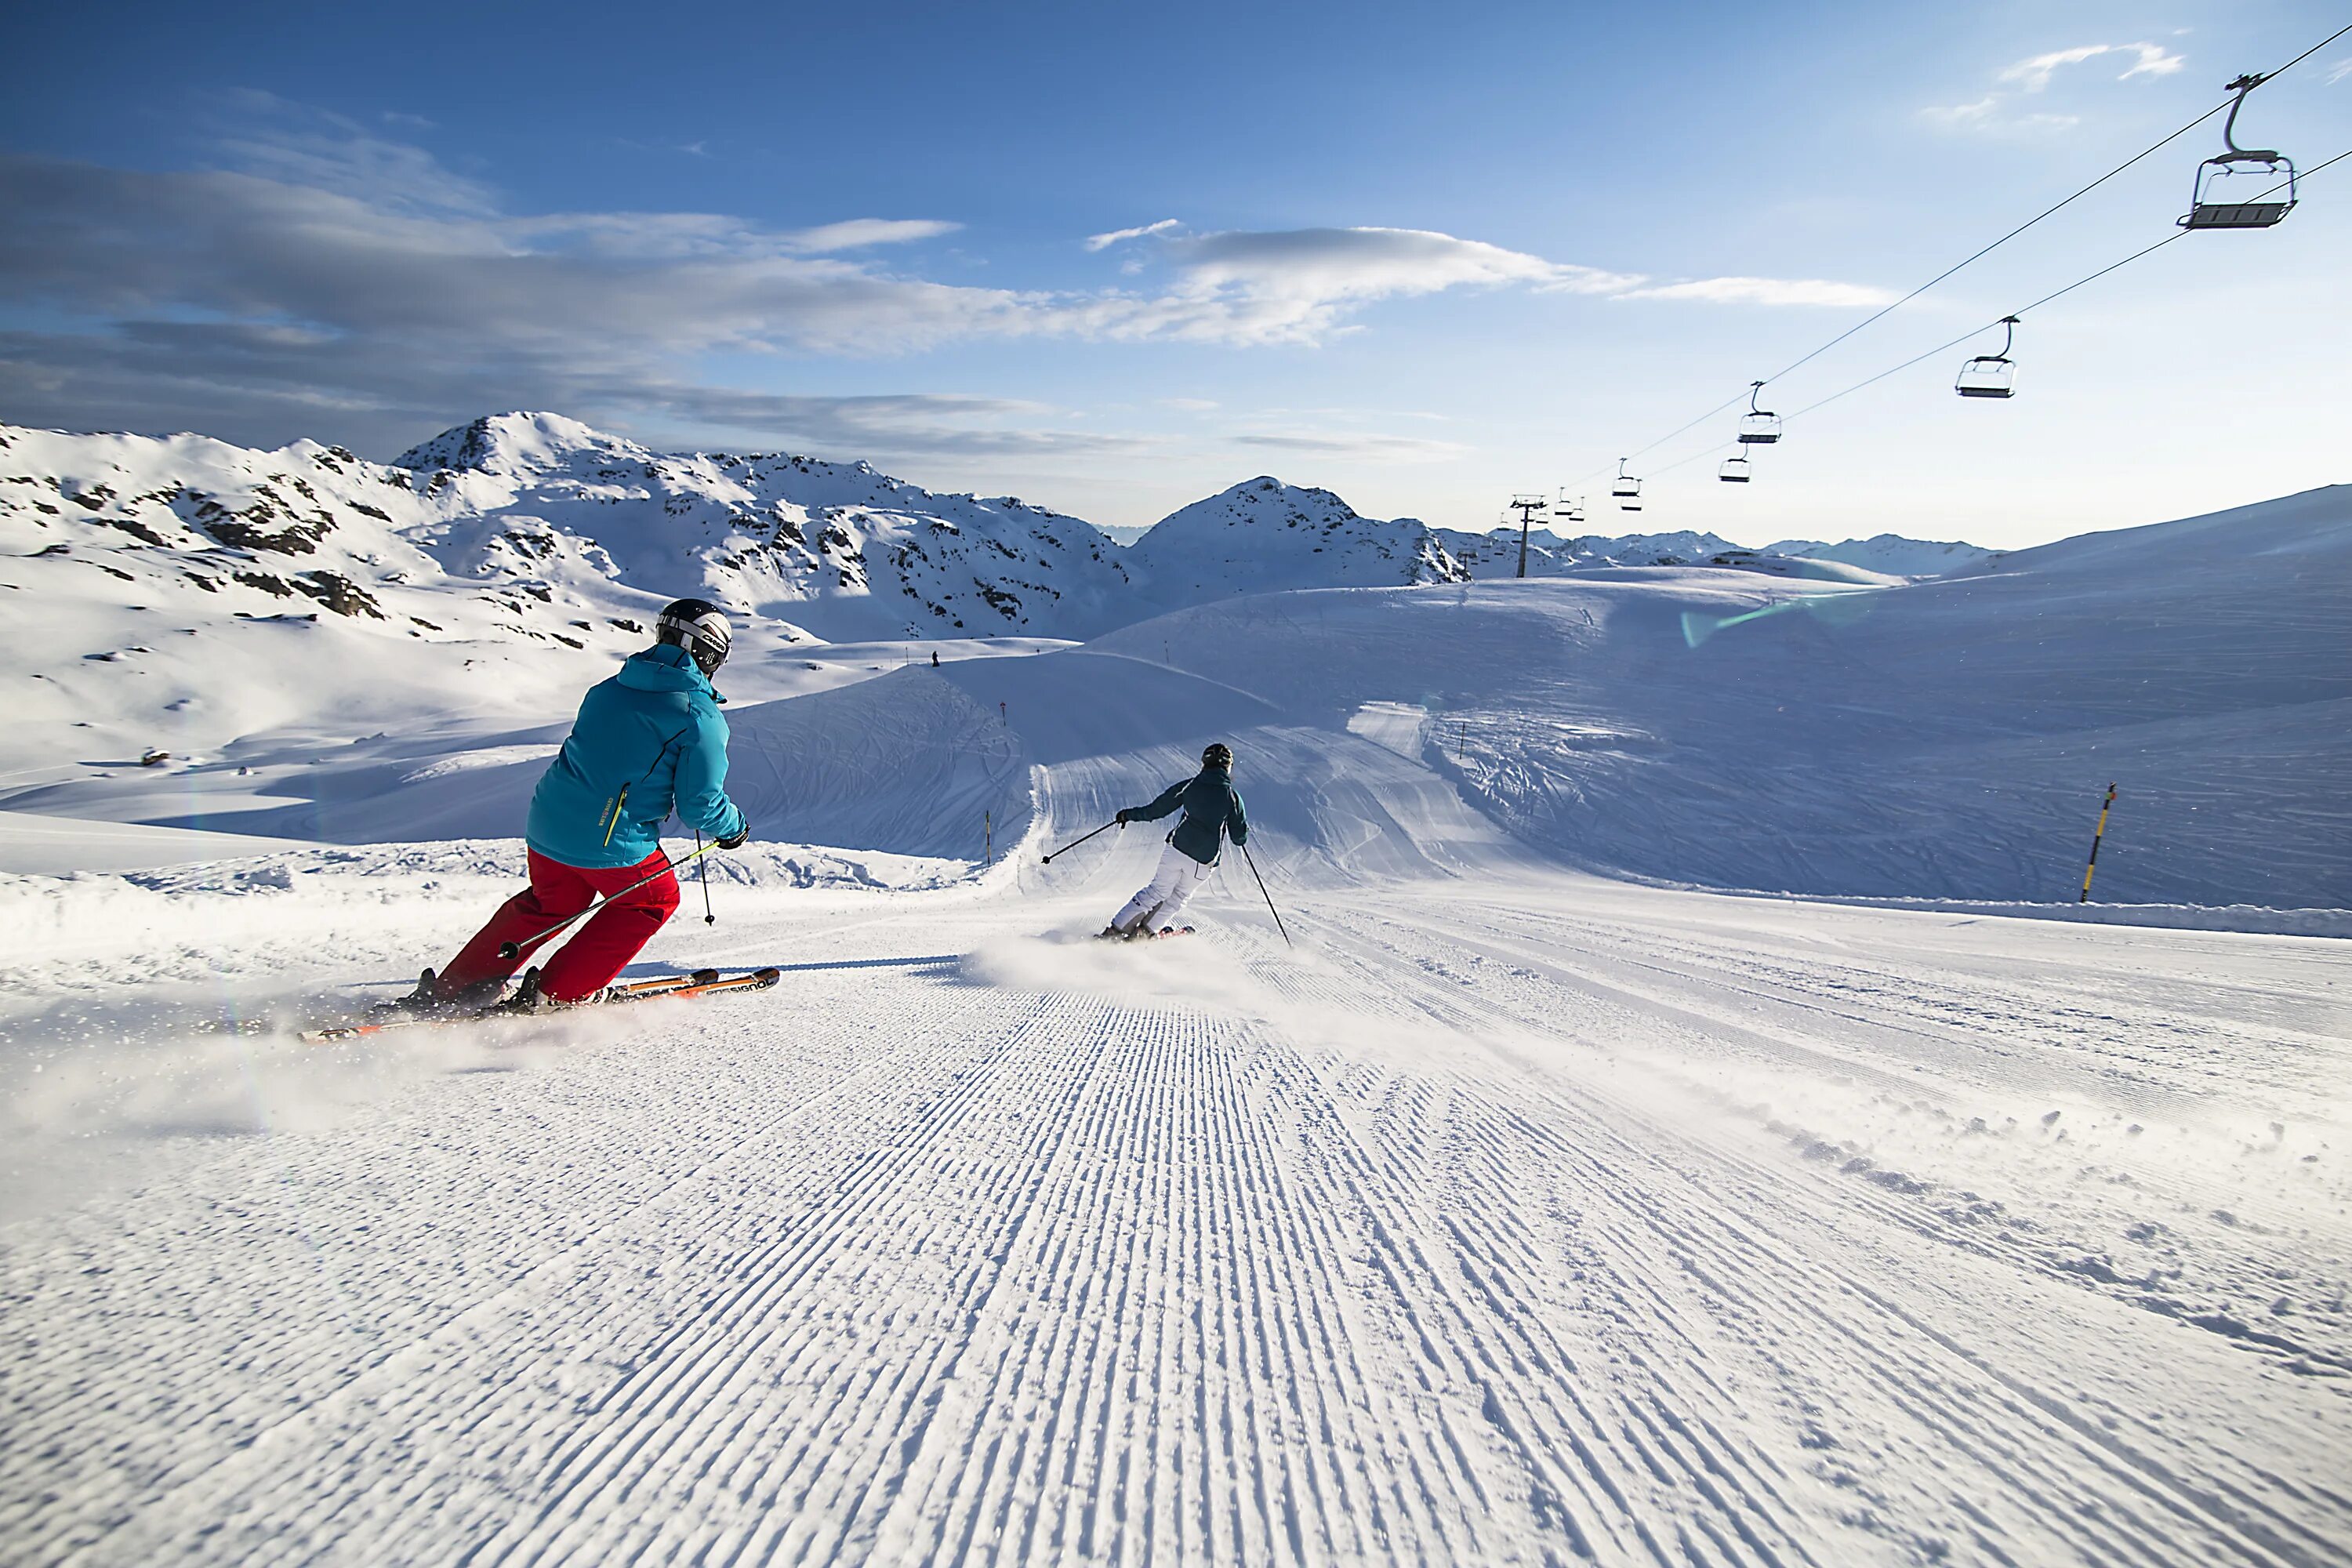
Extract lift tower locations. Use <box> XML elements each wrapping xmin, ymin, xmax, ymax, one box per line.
<box><xmin>1508</xmin><ymin>495</ymin><xmax>1548</xmax><ymax>579</ymax></box>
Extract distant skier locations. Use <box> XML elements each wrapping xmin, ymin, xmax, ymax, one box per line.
<box><xmin>1100</xmin><ymin>742</ymin><xmax>1247</xmax><ymax>939</ymax></box>
<box><xmin>416</xmin><ymin>599</ymin><xmax>750</xmax><ymax>1010</ymax></box>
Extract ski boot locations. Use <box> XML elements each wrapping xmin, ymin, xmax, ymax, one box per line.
<box><xmin>377</xmin><ymin>967</ymin><xmax>505</xmax><ymax>1018</ymax></box>
<box><xmin>498</xmin><ymin>969</ymin><xmax>629</xmax><ymax>1014</ymax></box>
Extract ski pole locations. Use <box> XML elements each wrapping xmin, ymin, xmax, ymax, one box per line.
<box><xmin>1040</xmin><ymin>818</ymin><xmax>1122</xmax><ymax>864</ymax></box>
<box><xmin>695</xmin><ymin>830</ymin><xmax>715</xmax><ymax>927</ymax></box>
<box><xmin>1240</xmin><ymin>843</ymin><xmax>1292</xmax><ymax>949</ymax></box>
<box><xmin>495</xmin><ymin>840</ymin><xmax>719</xmax><ymax>961</ymax></box>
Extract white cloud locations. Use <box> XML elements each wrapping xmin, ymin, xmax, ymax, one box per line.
<box><xmin>1084</xmin><ymin>219</ymin><xmax>1183</xmax><ymax>252</ymax></box>
<box><xmin>1998</xmin><ymin>41</ymin><xmax>2184</xmax><ymax>91</ymax></box>
<box><xmin>1998</xmin><ymin>44</ymin><xmax>2116</xmax><ymax>91</ymax></box>
<box><xmin>2325</xmin><ymin>59</ymin><xmax>2352</xmax><ymax>86</ymax></box>
<box><xmin>1929</xmin><ymin>40</ymin><xmax>2185</xmax><ymax>132</ymax></box>
<box><xmin>779</xmin><ymin>218</ymin><xmax>962</xmax><ymax>252</ymax></box>
<box><xmin>2115</xmin><ymin>42</ymin><xmax>2187</xmax><ymax>79</ymax></box>
<box><xmin>1232</xmin><ymin>430</ymin><xmax>1468</xmax><ymax>464</ymax></box>
<box><xmin>0</xmin><ymin>114</ymin><xmax>1896</xmax><ymax>456</ymax></box>
<box><xmin>1617</xmin><ymin>276</ymin><xmax>1904</xmax><ymax>308</ymax></box>
<box><xmin>1071</xmin><ymin>225</ymin><xmax>1647</xmax><ymax>345</ymax></box>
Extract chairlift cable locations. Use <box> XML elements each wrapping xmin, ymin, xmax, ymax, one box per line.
<box><xmin>1764</xmin><ymin>107</ymin><xmax>2217</xmax><ymax>387</ymax></box>
<box><xmin>1760</xmin><ymin>20</ymin><xmax>2349</xmax><ymax>387</ymax></box>
<box><xmin>1789</xmin><ymin>150</ymin><xmax>2345</xmax><ymax>419</ymax></box>
<box><xmin>1563</xmin><ymin>22</ymin><xmax>2350</xmax><ymax>485</ymax></box>
<box><xmin>2257</xmin><ymin>20</ymin><xmax>2352</xmax><ymax>80</ymax></box>
<box><xmin>1623</xmin><ymin>151</ymin><xmax>2340</xmax><ymax>478</ymax></box>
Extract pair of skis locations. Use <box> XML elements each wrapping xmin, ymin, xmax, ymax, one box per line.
<box><xmin>1098</xmin><ymin>924</ymin><xmax>1195</xmax><ymax>943</ymax></box>
<box><xmin>296</xmin><ymin>966</ymin><xmax>781</xmax><ymax>1043</ymax></box>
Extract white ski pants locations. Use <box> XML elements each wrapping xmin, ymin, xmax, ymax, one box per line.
<box><xmin>1113</xmin><ymin>844</ymin><xmax>1214</xmax><ymax>933</ymax></box>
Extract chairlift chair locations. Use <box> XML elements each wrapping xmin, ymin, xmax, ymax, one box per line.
<box><xmin>1557</xmin><ymin>491</ymin><xmax>1584</xmax><ymax>527</ymax></box>
<box><xmin>1717</xmin><ymin>454</ymin><xmax>1751</xmax><ymax>484</ymax></box>
<box><xmin>1955</xmin><ymin>316</ymin><xmax>2020</xmax><ymax>399</ymax></box>
<box><xmin>2180</xmin><ymin>74</ymin><xmax>2298</xmax><ymax>230</ymax></box>
<box><xmin>1737</xmin><ymin>380</ymin><xmax>1781</xmax><ymax>445</ymax></box>
<box><xmin>1610</xmin><ymin>459</ymin><xmax>1642</xmax><ymax>512</ymax></box>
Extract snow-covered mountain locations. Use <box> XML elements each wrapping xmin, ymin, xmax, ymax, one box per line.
<box><xmin>1433</xmin><ymin>526</ymin><xmax>1748</xmax><ymax>575</ymax></box>
<box><xmin>0</xmin><ymin>414</ymin><xmax>1499</xmax><ymax>781</ymax></box>
<box><xmin>1760</xmin><ymin>532</ymin><xmax>1999</xmax><ymax>578</ymax></box>
<box><xmin>1127</xmin><ymin>477</ymin><xmax>1469</xmax><ymax>601</ymax></box>
<box><xmin>1436</xmin><ymin>524</ymin><xmax>1981</xmax><ymax>579</ymax></box>
<box><xmin>0</xmin><ymin>413</ymin><xmax>1147</xmax><ymax>780</ymax></box>
<box><xmin>397</xmin><ymin>413</ymin><xmax>1137</xmax><ymax>641</ymax></box>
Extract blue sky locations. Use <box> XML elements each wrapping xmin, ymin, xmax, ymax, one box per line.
<box><xmin>2</xmin><ymin>0</ymin><xmax>2346</xmax><ymax>544</ymax></box>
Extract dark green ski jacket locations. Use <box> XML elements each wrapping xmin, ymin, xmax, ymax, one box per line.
<box><xmin>1127</xmin><ymin>766</ymin><xmax>1248</xmax><ymax>866</ymax></box>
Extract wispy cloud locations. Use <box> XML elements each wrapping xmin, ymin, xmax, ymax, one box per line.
<box><xmin>1073</xmin><ymin>226</ymin><xmax>1641</xmax><ymax>345</ymax></box>
<box><xmin>1998</xmin><ymin>42</ymin><xmax>2183</xmax><ymax>91</ymax></box>
<box><xmin>1618</xmin><ymin>276</ymin><xmax>1902</xmax><ymax>308</ymax></box>
<box><xmin>1084</xmin><ymin>218</ymin><xmax>1182</xmax><ymax>252</ymax></box>
<box><xmin>2325</xmin><ymin>58</ymin><xmax>2352</xmax><ymax>86</ymax></box>
<box><xmin>1231</xmin><ymin>430</ymin><xmax>1468</xmax><ymax>463</ymax></box>
<box><xmin>779</xmin><ymin>218</ymin><xmax>962</xmax><ymax>252</ymax></box>
<box><xmin>1927</xmin><ymin>40</ymin><xmax>2185</xmax><ymax>133</ymax></box>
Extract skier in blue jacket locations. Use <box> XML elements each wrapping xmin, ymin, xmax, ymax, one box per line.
<box><xmin>1102</xmin><ymin>742</ymin><xmax>1247</xmax><ymax>938</ymax></box>
<box><xmin>426</xmin><ymin>599</ymin><xmax>750</xmax><ymax>1007</ymax></box>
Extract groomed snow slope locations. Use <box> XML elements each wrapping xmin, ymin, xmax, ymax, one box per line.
<box><xmin>0</xmin><ymin>842</ymin><xmax>2345</xmax><ymax>1566</ymax></box>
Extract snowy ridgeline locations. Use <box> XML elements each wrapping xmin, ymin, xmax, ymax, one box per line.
<box><xmin>1430</xmin><ymin>524</ymin><xmax>1992</xmax><ymax>580</ymax></box>
<box><xmin>8</xmin><ymin>480</ymin><xmax>2346</xmax><ymax>916</ymax></box>
<box><xmin>0</xmin><ymin>412</ymin><xmax>1993</xmax><ymax>772</ymax></box>
<box><xmin>2</xmin><ymin>408</ymin><xmax>2344</xmax><ymax>916</ymax></box>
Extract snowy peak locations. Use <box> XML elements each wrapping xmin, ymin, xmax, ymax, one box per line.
<box><xmin>388</xmin><ymin>414</ymin><xmax>1138</xmax><ymax>641</ymax></box>
<box><xmin>394</xmin><ymin>412</ymin><xmax>639</xmax><ymax>476</ymax></box>
<box><xmin>1128</xmin><ymin>477</ymin><xmax>1468</xmax><ymax>604</ymax></box>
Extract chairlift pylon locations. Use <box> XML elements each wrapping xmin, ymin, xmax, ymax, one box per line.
<box><xmin>1717</xmin><ymin>453</ymin><xmax>1751</xmax><ymax>484</ymax></box>
<box><xmin>1737</xmin><ymin>380</ymin><xmax>1781</xmax><ymax>445</ymax></box>
<box><xmin>1955</xmin><ymin>316</ymin><xmax>2020</xmax><ymax>399</ymax></box>
<box><xmin>1610</xmin><ymin>459</ymin><xmax>1642</xmax><ymax>512</ymax></box>
<box><xmin>2180</xmin><ymin>74</ymin><xmax>2298</xmax><ymax>230</ymax></box>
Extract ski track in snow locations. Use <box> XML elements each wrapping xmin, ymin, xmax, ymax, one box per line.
<box><xmin>2</xmin><ymin>843</ymin><xmax>2347</xmax><ymax>1567</ymax></box>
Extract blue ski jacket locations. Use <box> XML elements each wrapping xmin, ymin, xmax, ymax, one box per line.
<box><xmin>1127</xmin><ymin>765</ymin><xmax>1247</xmax><ymax>866</ymax></box>
<box><xmin>524</xmin><ymin>644</ymin><xmax>747</xmax><ymax>869</ymax></box>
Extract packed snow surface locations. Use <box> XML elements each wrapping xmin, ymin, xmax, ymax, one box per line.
<box><xmin>2</xmin><ymin>838</ymin><xmax>2346</xmax><ymax>1565</ymax></box>
<box><xmin>1</xmin><ymin>441</ymin><xmax>2347</xmax><ymax>1563</ymax></box>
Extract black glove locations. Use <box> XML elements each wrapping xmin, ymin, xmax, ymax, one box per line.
<box><xmin>1115</xmin><ymin>809</ymin><xmax>1131</xmax><ymax>826</ymax></box>
<box><xmin>716</xmin><ymin>825</ymin><xmax>750</xmax><ymax>851</ymax></box>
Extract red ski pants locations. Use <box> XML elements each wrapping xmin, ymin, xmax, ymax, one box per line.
<box><xmin>438</xmin><ymin>848</ymin><xmax>681</xmax><ymax>1004</ymax></box>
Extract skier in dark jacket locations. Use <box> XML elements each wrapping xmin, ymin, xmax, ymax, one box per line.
<box><xmin>423</xmin><ymin>598</ymin><xmax>750</xmax><ymax>1008</ymax></box>
<box><xmin>1102</xmin><ymin>742</ymin><xmax>1247</xmax><ymax>938</ymax></box>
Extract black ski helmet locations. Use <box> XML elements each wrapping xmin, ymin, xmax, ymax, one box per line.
<box><xmin>655</xmin><ymin>597</ymin><xmax>731</xmax><ymax>676</ymax></box>
<box><xmin>1202</xmin><ymin>742</ymin><xmax>1233</xmax><ymax>770</ymax></box>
